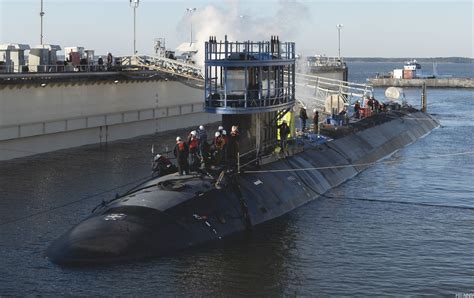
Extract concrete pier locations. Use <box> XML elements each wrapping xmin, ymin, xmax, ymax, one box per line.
<box><xmin>0</xmin><ymin>75</ymin><xmax>219</xmax><ymax>160</ymax></box>
<box><xmin>368</xmin><ymin>77</ymin><xmax>474</xmax><ymax>88</ymax></box>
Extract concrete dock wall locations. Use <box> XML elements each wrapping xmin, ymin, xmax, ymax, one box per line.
<box><xmin>368</xmin><ymin>78</ymin><xmax>474</xmax><ymax>88</ymax></box>
<box><xmin>0</xmin><ymin>80</ymin><xmax>220</xmax><ymax>160</ymax></box>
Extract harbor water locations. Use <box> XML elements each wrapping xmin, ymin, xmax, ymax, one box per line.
<box><xmin>0</xmin><ymin>63</ymin><xmax>473</xmax><ymax>296</ymax></box>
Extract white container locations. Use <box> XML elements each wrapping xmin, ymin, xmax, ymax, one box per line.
<box><xmin>393</xmin><ymin>69</ymin><xmax>403</xmax><ymax>79</ymax></box>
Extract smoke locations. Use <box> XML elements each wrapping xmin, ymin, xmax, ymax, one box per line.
<box><xmin>180</xmin><ymin>0</ymin><xmax>310</xmax><ymax>67</ymax></box>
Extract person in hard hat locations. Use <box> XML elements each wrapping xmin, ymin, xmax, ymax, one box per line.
<box><xmin>173</xmin><ymin>136</ymin><xmax>189</xmax><ymax>175</ymax></box>
<box><xmin>97</xmin><ymin>56</ymin><xmax>104</xmax><ymax>71</ymax></box>
<box><xmin>299</xmin><ymin>106</ymin><xmax>308</xmax><ymax>132</ymax></box>
<box><xmin>197</xmin><ymin>125</ymin><xmax>207</xmax><ymax>158</ymax></box>
<box><xmin>221</xmin><ymin>129</ymin><xmax>228</xmax><ymax>164</ymax></box>
<box><xmin>214</xmin><ymin>131</ymin><xmax>225</xmax><ymax>165</ymax></box>
<box><xmin>312</xmin><ymin>109</ymin><xmax>319</xmax><ymax>133</ymax></box>
<box><xmin>278</xmin><ymin>120</ymin><xmax>290</xmax><ymax>155</ymax></box>
<box><xmin>187</xmin><ymin>130</ymin><xmax>200</xmax><ymax>171</ymax></box>
<box><xmin>227</xmin><ymin>125</ymin><xmax>240</xmax><ymax>164</ymax></box>
<box><xmin>152</xmin><ymin>153</ymin><xmax>176</xmax><ymax>177</ymax></box>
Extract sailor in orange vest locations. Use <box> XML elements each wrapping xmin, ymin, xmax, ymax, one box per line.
<box><xmin>173</xmin><ymin>136</ymin><xmax>189</xmax><ymax>175</ymax></box>
<box><xmin>188</xmin><ymin>130</ymin><xmax>200</xmax><ymax>171</ymax></box>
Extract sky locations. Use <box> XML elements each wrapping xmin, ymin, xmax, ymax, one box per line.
<box><xmin>0</xmin><ymin>0</ymin><xmax>472</xmax><ymax>59</ymax></box>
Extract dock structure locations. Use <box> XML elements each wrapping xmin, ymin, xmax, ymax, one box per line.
<box><xmin>0</xmin><ymin>57</ymin><xmax>217</xmax><ymax>161</ymax></box>
<box><xmin>368</xmin><ymin>77</ymin><xmax>474</xmax><ymax>88</ymax></box>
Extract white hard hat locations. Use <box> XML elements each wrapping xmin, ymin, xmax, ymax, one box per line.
<box><xmin>215</xmin><ymin>131</ymin><xmax>220</xmax><ymax>137</ymax></box>
<box><xmin>199</xmin><ymin>125</ymin><xmax>204</xmax><ymax>130</ymax></box>
<box><xmin>154</xmin><ymin>154</ymin><xmax>161</xmax><ymax>161</ymax></box>
<box><xmin>176</xmin><ymin>136</ymin><xmax>181</xmax><ymax>142</ymax></box>
<box><xmin>191</xmin><ymin>130</ymin><xmax>197</xmax><ymax>136</ymax></box>
<box><xmin>218</xmin><ymin>125</ymin><xmax>223</xmax><ymax>130</ymax></box>
<box><xmin>313</xmin><ymin>109</ymin><xmax>317</xmax><ymax>113</ymax></box>
<box><xmin>222</xmin><ymin>130</ymin><xmax>227</xmax><ymax>135</ymax></box>
<box><xmin>231</xmin><ymin>125</ymin><xmax>238</xmax><ymax>132</ymax></box>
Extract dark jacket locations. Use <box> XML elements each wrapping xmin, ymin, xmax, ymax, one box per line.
<box><xmin>278</xmin><ymin>123</ymin><xmax>290</xmax><ymax>139</ymax></box>
<box><xmin>299</xmin><ymin>108</ymin><xmax>308</xmax><ymax>120</ymax></box>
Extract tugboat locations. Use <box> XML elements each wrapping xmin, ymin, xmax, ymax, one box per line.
<box><xmin>46</xmin><ymin>36</ymin><xmax>439</xmax><ymax>266</ymax></box>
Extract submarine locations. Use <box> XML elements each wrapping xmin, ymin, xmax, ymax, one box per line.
<box><xmin>46</xmin><ymin>36</ymin><xmax>439</xmax><ymax>266</ymax></box>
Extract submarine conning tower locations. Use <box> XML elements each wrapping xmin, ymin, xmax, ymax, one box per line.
<box><xmin>204</xmin><ymin>35</ymin><xmax>296</xmax><ymax>158</ymax></box>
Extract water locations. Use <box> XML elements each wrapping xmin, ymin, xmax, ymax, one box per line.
<box><xmin>1</xmin><ymin>63</ymin><xmax>473</xmax><ymax>296</ymax></box>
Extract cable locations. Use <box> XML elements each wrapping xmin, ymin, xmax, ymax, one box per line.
<box><xmin>243</xmin><ymin>150</ymin><xmax>474</xmax><ymax>174</ymax></box>
<box><xmin>0</xmin><ymin>174</ymin><xmax>151</xmax><ymax>227</ymax></box>
<box><xmin>320</xmin><ymin>194</ymin><xmax>474</xmax><ymax>211</ymax></box>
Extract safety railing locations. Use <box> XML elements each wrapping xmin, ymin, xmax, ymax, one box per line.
<box><xmin>120</xmin><ymin>55</ymin><xmax>205</xmax><ymax>80</ymax></box>
<box><xmin>0</xmin><ymin>102</ymin><xmax>205</xmax><ymax>141</ymax></box>
<box><xmin>0</xmin><ymin>63</ymin><xmax>117</xmax><ymax>74</ymax></box>
<box><xmin>205</xmin><ymin>36</ymin><xmax>295</xmax><ymax>61</ymax></box>
<box><xmin>306</xmin><ymin>56</ymin><xmax>346</xmax><ymax>68</ymax></box>
<box><xmin>295</xmin><ymin>72</ymin><xmax>373</xmax><ymax>107</ymax></box>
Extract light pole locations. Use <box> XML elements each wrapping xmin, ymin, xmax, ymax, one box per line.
<box><xmin>186</xmin><ymin>8</ymin><xmax>196</xmax><ymax>45</ymax></box>
<box><xmin>40</xmin><ymin>0</ymin><xmax>45</xmax><ymax>45</ymax></box>
<box><xmin>130</xmin><ymin>0</ymin><xmax>140</xmax><ymax>55</ymax></box>
<box><xmin>336</xmin><ymin>24</ymin><xmax>343</xmax><ymax>58</ymax></box>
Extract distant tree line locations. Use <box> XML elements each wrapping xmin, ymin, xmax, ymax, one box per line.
<box><xmin>344</xmin><ymin>57</ymin><xmax>473</xmax><ymax>63</ymax></box>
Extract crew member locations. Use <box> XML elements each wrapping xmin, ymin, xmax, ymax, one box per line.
<box><xmin>173</xmin><ymin>136</ymin><xmax>189</xmax><ymax>175</ymax></box>
<box><xmin>214</xmin><ymin>131</ymin><xmax>225</xmax><ymax>165</ymax></box>
<box><xmin>278</xmin><ymin>120</ymin><xmax>290</xmax><ymax>155</ymax></box>
<box><xmin>299</xmin><ymin>106</ymin><xmax>308</xmax><ymax>132</ymax></box>
<box><xmin>197</xmin><ymin>125</ymin><xmax>207</xmax><ymax>158</ymax></box>
<box><xmin>97</xmin><ymin>56</ymin><xmax>104</xmax><ymax>71</ymax></box>
<box><xmin>152</xmin><ymin>154</ymin><xmax>176</xmax><ymax>177</ymax></box>
<box><xmin>222</xmin><ymin>129</ymin><xmax>229</xmax><ymax>164</ymax></box>
<box><xmin>354</xmin><ymin>101</ymin><xmax>361</xmax><ymax>119</ymax></box>
<box><xmin>188</xmin><ymin>130</ymin><xmax>199</xmax><ymax>171</ymax></box>
<box><xmin>106</xmin><ymin>52</ymin><xmax>113</xmax><ymax>70</ymax></box>
<box><xmin>312</xmin><ymin>109</ymin><xmax>319</xmax><ymax>133</ymax></box>
<box><xmin>227</xmin><ymin>125</ymin><xmax>240</xmax><ymax>165</ymax></box>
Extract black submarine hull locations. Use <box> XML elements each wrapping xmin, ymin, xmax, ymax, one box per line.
<box><xmin>46</xmin><ymin>111</ymin><xmax>438</xmax><ymax>265</ymax></box>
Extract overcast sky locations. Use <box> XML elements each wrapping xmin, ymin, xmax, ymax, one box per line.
<box><xmin>1</xmin><ymin>0</ymin><xmax>472</xmax><ymax>58</ymax></box>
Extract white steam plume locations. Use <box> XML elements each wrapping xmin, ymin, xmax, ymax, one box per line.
<box><xmin>179</xmin><ymin>0</ymin><xmax>309</xmax><ymax>67</ymax></box>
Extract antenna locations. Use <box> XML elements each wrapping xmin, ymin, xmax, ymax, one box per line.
<box><xmin>336</xmin><ymin>24</ymin><xmax>343</xmax><ymax>58</ymax></box>
<box><xmin>186</xmin><ymin>8</ymin><xmax>197</xmax><ymax>45</ymax></box>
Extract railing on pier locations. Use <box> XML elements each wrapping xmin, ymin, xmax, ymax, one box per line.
<box><xmin>306</xmin><ymin>56</ymin><xmax>346</xmax><ymax>68</ymax></box>
<box><xmin>0</xmin><ymin>63</ymin><xmax>115</xmax><ymax>74</ymax></box>
<box><xmin>294</xmin><ymin>72</ymin><xmax>373</xmax><ymax>111</ymax></box>
<box><xmin>120</xmin><ymin>55</ymin><xmax>204</xmax><ymax>80</ymax></box>
<box><xmin>0</xmin><ymin>55</ymin><xmax>205</xmax><ymax>81</ymax></box>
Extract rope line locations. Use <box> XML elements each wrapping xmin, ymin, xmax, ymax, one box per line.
<box><xmin>1</xmin><ymin>151</ymin><xmax>472</xmax><ymax>227</ymax></box>
<box><xmin>321</xmin><ymin>194</ymin><xmax>474</xmax><ymax>211</ymax></box>
<box><xmin>243</xmin><ymin>150</ymin><xmax>474</xmax><ymax>174</ymax></box>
